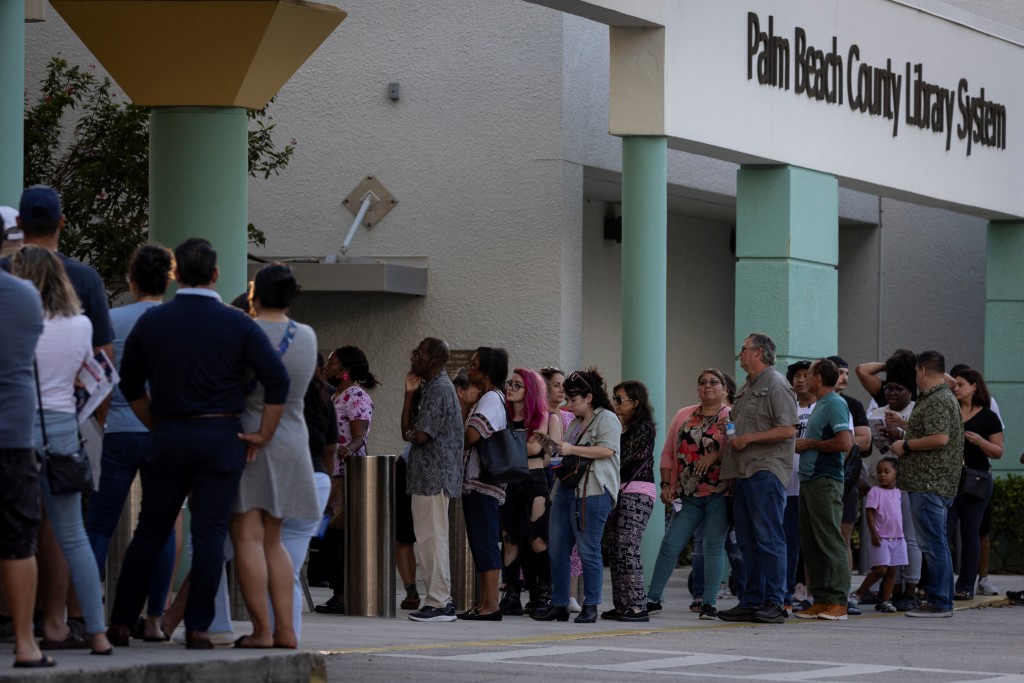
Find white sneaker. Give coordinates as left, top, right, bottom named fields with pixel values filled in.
left=568, top=597, right=582, bottom=613
left=717, top=583, right=733, bottom=600
left=977, top=576, right=1000, bottom=595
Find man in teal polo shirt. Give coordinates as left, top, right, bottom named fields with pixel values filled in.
left=792, top=359, right=852, bottom=621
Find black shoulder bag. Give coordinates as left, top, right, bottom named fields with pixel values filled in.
left=34, top=361, right=93, bottom=495
left=477, top=391, right=530, bottom=485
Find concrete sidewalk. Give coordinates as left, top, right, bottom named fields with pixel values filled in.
left=3, top=570, right=1020, bottom=682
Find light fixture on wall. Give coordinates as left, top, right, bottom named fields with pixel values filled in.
left=603, top=203, right=622, bottom=243
left=325, top=174, right=398, bottom=261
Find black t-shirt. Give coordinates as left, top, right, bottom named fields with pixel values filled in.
left=963, top=407, right=1002, bottom=470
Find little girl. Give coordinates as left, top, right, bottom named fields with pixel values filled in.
left=848, top=458, right=907, bottom=613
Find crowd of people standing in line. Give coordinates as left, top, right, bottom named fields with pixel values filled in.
left=0, top=184, right=1018, bottom=670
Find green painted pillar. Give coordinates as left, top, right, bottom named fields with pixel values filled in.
left=0, top=1, right=24, bottom=205
left=985, top=221, right=1024, bottom=474
left=735, top=166, right=838, bottom=369
left=621, top=136, right=667, bottom=583
left=149, top=107, right=249, bottom=298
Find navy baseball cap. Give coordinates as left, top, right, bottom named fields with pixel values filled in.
left=19, top=185, right=62, bottom=228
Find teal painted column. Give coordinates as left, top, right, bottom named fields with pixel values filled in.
left=735, top=166, right=838, bottom=370
left=0, top=1, right=25, bottom=205
left=621, top=136, right=667, bottom=583
left=985, top=221, right=1024, bottom=474
left=149, top=107, right=249, bottom=298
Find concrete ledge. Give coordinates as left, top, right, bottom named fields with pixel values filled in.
left=2, top=648, right=326, bottom=682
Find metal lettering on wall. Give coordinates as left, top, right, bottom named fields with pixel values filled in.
left=746, top=12, right=1007, bottom=156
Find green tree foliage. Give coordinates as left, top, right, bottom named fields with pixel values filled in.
left=989, top=473, right=1024, bottom=573
left=23, top=57, right=294, bottom=301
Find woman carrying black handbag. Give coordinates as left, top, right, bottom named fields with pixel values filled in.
left=13, top=246, right=112, bottom=656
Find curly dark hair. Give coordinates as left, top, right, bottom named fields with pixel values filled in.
left=564, top=366, right=612, bottom=411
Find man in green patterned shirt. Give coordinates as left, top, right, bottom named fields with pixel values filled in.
left=891, top=350, right=963, bottom=618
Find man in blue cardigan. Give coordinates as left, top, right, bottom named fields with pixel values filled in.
left=106, top=238, right=289, bottom=650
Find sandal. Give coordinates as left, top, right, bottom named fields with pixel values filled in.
left=953, top=591, right=974, bottom=601
left=13, top=655, right=57, bottom=668
left=689, top=599, right=703, bottom=613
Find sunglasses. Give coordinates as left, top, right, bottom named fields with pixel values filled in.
left=697, top=379, right=722, bottom=387
left=612, top=395, right=634, bottom=405
left=565, top=371, right=593, bottom=395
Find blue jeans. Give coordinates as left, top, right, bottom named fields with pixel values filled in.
left=733, top=470, right=787, bottom=608
left=34, top=411, right=106, bottom=635
left=691, top=523, right=744, bottom=599
left=910, top=491, right=955, bottom=610
left=648, top=493, right=728, bottom=606
left=86, top=432, right=176, bottom=617
left=550, top=486, right=613, bottom=606
left=272, top=472, right=331, bottom=640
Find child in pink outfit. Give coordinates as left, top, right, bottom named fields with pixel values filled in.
left=849, top=458, right=907, bottom=613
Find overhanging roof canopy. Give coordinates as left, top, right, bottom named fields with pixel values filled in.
left=50, top=0, right=346, bottom=109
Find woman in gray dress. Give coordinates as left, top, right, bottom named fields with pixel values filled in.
left=231, top=264, right=320, bottom=648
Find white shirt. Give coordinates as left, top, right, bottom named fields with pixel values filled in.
left=35, top=314, right=92, bottom=414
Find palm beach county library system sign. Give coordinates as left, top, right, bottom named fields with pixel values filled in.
left=747, top=12, right=1006, bottom=156
left=587, top=0, right=1024, bottom=218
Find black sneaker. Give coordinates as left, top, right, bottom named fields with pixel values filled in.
left=600, top=608, right=624, bottom=620
left=1006, top=590, right=1024, bottom=606
left=645, top=601, right=662, bottom=616
left=314, top=596, right=346, bottom=615
left=698, top=603, right=718, bottom=620
left=408, top=603, right=457, bottom=622
left=617, top=608, right=649, bottom=622
left=753, top=603, right=787, bottom=624
left=717, top=605, right=759, bottom=622
left=499, top=590, right=524, bottom=616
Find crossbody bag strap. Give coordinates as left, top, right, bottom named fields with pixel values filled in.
left=33, top=359, right=50, bottom=453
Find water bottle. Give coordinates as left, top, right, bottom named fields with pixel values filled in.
left=725, top=421, right=736, bottom=439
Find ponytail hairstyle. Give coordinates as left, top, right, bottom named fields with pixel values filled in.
left=332, top=345, right=379, bottom=390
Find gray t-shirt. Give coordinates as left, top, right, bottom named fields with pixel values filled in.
left=408, top=372, right=464, bottom=498
left=0, top=271, right=44, bottom=449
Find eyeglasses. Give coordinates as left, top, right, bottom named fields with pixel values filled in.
left=612, top=395, right=634, bottom=405
left=738, top=345, right=753, bottom=355
left=505, top=380, right=524, bottom=391
left=883, top=384, right=908, bottom=393
left=697, top=379, right=722, bottom=387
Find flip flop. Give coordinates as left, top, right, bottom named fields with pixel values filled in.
left=90, top=647, right=114, bottom=656
left=40, top=634, right=89, bottom=650
left=14, top=655, right=57, bottom=668
left=233, top=636, right=272, bottom=649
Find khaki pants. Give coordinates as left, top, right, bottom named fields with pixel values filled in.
left=411, top=493, right=451, bottom=608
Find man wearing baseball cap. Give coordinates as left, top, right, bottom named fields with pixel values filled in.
left=4, top=185, right=114, bottom=358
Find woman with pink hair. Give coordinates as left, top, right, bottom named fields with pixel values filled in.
left=498, top=368, right=560, bottom=615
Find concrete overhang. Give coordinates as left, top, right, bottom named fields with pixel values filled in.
left=50, top=0, right=346, bottom=109
left=248, top=257, right=429, bottom=297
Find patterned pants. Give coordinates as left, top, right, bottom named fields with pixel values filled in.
left=607, top=492, right=654, bottom=611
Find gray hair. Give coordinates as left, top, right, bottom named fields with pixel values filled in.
left=746, top=332, right=777, bottom=365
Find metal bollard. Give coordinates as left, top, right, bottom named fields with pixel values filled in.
left=447, top=496, right=477, bottom=612
left=344, top=454, right=397, bottom=617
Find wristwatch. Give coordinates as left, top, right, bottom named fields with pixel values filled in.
left=903, top=439, right=912, bottom=453
left=659, top=482, right=671, bottom=488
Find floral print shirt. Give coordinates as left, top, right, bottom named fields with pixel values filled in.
left=333, top=385, right=373, bottom=476
left=659, top=404, right=729, bottom=498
